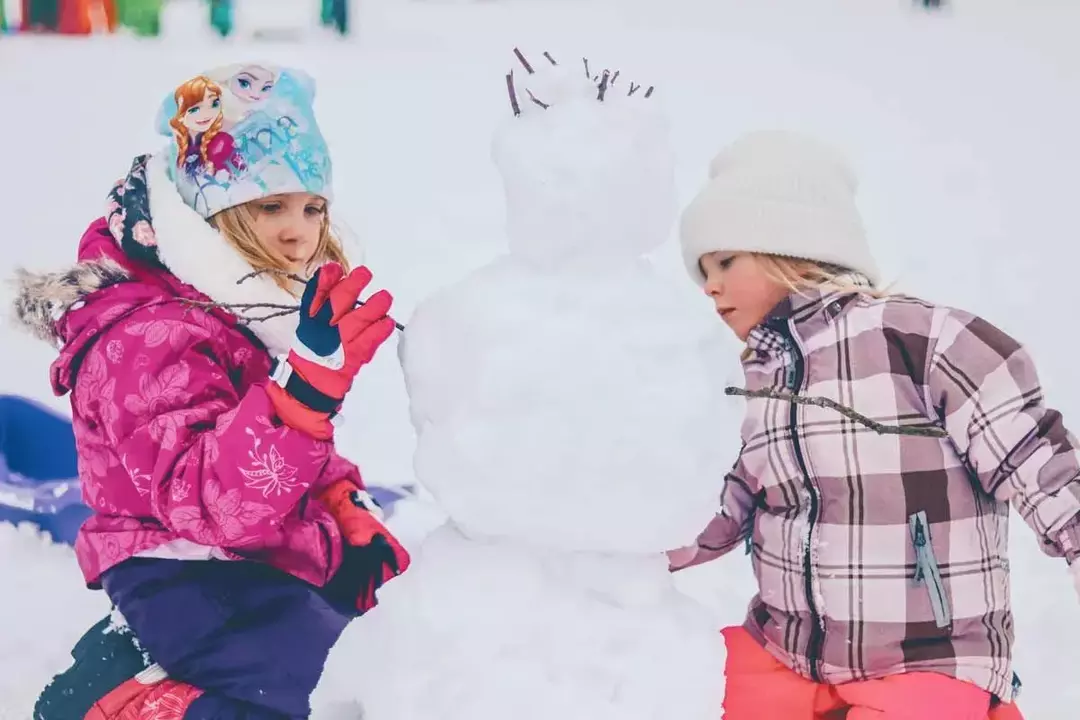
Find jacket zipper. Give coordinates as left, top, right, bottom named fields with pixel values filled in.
left=779, top=323, right=825, bottom=683
left=909, top=511, right=952, bottom=629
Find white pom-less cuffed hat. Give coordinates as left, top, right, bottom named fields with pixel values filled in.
left=679, top=130, right=880, bottom=287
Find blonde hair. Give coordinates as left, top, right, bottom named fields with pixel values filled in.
left=209, top=202, right=349, bottom=295
left=753, top=253, right=887, bottom=299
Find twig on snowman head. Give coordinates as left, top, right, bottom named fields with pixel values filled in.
left=597, top=70, right=611, bottom=101
left=526, top=89, right=550, bottom=109
left=505, top=71, right=522, bottom=116
left=513, top=48, right=535, bottom=74
left=645, top=86, right=655, bottom=98
left=628, top=82, right=640, bottom=96
left=583, top=57, right=591, bottom=79
left=543, top=51, right=557, bottom=66
left=610, top=70, right=620, bottom=85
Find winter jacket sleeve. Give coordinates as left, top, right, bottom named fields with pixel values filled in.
left=927, top=310, right=1080, bottom=564
left=78, top=308, right=361, bottom=550
left=670, top=456, right=757, bottom=571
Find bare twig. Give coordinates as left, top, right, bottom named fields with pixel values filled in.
left=543, top=51, right=557, bottom=65
left=724, top=387, right=947, bottom=438
left=610, top=70, right=620, bottom=85
left=526, top=89, right=549, bottom=109
left=236, top=268, right=307, bottom=285
left=506, top=71, right=521, bottom=116
left=644, top=85, right=655, bottom=98
left=513, top=47, right=534, bottom=74
left=583, top=57, right=591, bottom=78
left=597, top=70, right=611, bottom=101
left=228, top=269, right=406, bottom=331
left=628, top=82, right=640, bottom=96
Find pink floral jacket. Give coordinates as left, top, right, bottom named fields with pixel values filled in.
left=13, top=217, right=362, bottom=589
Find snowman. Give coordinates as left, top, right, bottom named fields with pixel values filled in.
left=344, top=51, right=744, bottom=720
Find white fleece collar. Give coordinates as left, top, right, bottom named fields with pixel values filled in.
left=145, top=152, right=298, bottom=357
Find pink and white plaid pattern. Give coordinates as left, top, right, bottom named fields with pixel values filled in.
left=678, top=286, right=1080, bottom=701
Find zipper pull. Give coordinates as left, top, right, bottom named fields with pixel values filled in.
left=913, top=521, right=926, bottom=547
left=911, top=516, right=927, bottom=583
left=785, top=365, right=797, bottom=389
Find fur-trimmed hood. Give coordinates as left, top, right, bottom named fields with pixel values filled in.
left=11, top=152, right=300, bottom=358
left=12, top=256, right=130, bottom=346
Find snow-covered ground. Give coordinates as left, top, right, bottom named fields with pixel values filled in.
left=1, top=0, right=1079, bottom=717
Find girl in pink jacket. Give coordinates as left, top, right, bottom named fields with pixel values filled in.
left=668, top=130, right=1080, bottom=719
left=17, top=63, right=409, bottom=720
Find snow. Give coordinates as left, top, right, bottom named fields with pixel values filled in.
left=2, top=0, right=1080, bottom=717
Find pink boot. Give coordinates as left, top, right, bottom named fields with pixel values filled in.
left=84, top=664, right=203, bottom=720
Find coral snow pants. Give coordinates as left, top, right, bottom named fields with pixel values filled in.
left=720, top=627, right=1025, bottom=720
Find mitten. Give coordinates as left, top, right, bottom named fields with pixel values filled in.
left=267, top=263, right=396, bottom=439
left=318, top=479, right=411, bottom=614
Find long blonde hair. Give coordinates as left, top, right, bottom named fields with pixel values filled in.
left=209, top=202, right=349, bottom=295
left=753, top=253, right=887, bottom=299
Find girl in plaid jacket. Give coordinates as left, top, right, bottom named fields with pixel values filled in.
left=670, top=130, right=1080, bottom=720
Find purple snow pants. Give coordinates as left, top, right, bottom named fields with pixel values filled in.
left=101, top=557, right=356, bottom=719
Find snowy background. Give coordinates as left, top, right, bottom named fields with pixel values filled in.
left=1, top=0, right=1079, bottom=717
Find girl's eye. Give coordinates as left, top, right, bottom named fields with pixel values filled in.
left=238, top=78, right=251, bottom=89
left=186, top=106, right=199, bottom=115
left=260, top=203, right=281, bottom=213
left=262, top=83, right=274, bottom=93
left=211, top=97, right=220, bottom=109
left=305, top=205, right=326, bottom=217
left=719, top=256, right=735, bottom=270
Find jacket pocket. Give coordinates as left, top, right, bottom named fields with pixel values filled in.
left=909, top=510, right=952, bottom=629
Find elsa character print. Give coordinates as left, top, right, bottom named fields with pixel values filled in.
left=170, top=75, right=246, bottom=179
left=219, top=65, right=278, bottom=129
left=230, top=65, right=276, bottom=104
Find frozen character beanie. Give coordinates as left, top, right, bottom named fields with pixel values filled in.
left=679, top=130, right=880, bottom=287
left=153, top=62, right=334, bottom=220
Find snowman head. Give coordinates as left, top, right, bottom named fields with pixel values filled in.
left=491, top=51, right=677, bottom=270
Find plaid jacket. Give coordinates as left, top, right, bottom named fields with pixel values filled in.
left=676, top=286, right=1080, bottom=700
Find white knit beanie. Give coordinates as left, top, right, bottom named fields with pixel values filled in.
left=679, top=130, right=880, bottom=286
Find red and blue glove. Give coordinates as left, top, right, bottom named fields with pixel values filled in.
left=318, top=479, right=411, bottom=614
left=267, top=263, right=396, bottom=440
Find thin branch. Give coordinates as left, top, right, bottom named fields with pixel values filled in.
left=543, top=51, right=557, bottom=65
left=597, top=70, right=611, bottom=101
left=220, top=269, right=406, bottom=330
left=610, top=70, right=620, bottom=85
left=583, top=57, right=591, bottom=79
left=506, top=71, right=521, bottom=116
left=236, top=268, right=308, bottom=285
left=724, top=387, right=948, bottom=438
left=628, top=82, right=640, bottom=96
left=526, top=89, right=549, bottom=109
left=644, top=85, right=655, bottom=98
left=513, top=47, right=534, bottom=74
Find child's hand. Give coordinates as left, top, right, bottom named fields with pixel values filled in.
left=318, top=479, right=411, bottom=614
left=666, top=545, right=699, bottom=572
left=267, top=263, right=396, bottom=439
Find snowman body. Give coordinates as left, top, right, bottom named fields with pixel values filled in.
left=347, top=59, right=742, bottom=720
